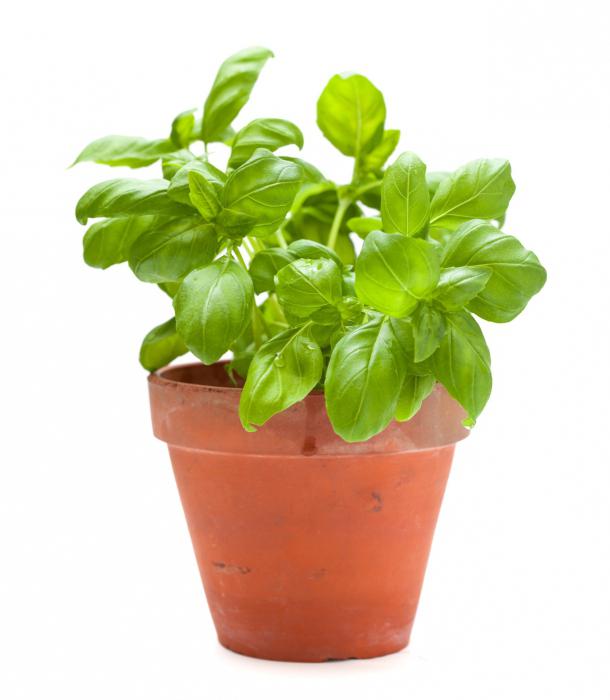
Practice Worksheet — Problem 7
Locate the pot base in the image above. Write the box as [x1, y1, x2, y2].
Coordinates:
[217, 634, 410, 663]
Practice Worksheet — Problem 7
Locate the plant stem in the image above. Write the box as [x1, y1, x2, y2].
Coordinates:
[326, 197, 351, 251]
[275, 229, 288, 249]
[232, 245, 248, 270]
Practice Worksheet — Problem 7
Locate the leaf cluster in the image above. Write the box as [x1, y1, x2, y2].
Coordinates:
[73, 48, 546, 442]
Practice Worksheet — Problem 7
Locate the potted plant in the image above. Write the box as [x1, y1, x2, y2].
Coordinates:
[73, 47, 546, 662]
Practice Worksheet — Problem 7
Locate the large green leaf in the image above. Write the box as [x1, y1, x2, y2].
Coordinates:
[431, 310, 492, 425]
[239, 326, 323, 431]
[72, 135, 176, 168]
[221, 149, 303, 237]
[325, 318, 406, 442]
[441, 220, 547, 322]
[275, 257, 343, 320]
[229, 118, 304, 168]
[355, 231, 440, 317]
[248, 247, 297, 293]
[287, 238, 342, 267]
[381, 151, 430, 236]
[75, 179, 192, 224]
[139, 317, 188, 371]
[174, 257, 253, 364]
[201, 46, 273, 143]
[316, 73, 386, 158]
[429, 158, 516, 229]
[129, 218, 217, 283]
[167, 158, 226, 205]
[82, 215, 161, 269]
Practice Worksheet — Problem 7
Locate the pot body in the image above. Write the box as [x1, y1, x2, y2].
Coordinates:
[148, 363, 467, 662]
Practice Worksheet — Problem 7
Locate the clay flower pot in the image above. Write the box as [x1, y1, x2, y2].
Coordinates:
[148, 362, 468, 662]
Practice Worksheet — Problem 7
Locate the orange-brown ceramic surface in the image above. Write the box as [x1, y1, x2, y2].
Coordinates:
[148, 363, 468, 662]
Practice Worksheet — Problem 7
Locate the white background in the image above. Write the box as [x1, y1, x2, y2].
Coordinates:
[1, 0, 609, 697]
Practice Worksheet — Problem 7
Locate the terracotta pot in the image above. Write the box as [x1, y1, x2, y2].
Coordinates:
[148, 362, 468, 662]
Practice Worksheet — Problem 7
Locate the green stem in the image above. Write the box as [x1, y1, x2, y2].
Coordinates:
[275, 229, 288, 249]
[232, 245, 248, 270]
[326, 197, 351, 251]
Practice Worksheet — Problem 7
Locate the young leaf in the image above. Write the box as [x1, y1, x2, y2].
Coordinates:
[72, 135, 176, 168]
[381, 152, 430, 236]
[202, 46, 274, 143]
[167, 158, 226, 205]
[229, 118, 304, 168]
[325, 318, 406, 442]
[82, 215, 161, 269]
[347, 216, 382, 238]
[75, 179, 192, 224]
[412, 304, 446, 362]
[355, 231, 440, 317]
[426, 171, 450, 198]
[188, 170, 221, 220]
[170, 110, 196, 148]
[442, 220, 547, 322]
[316, 73, 386, 158]
[396, 375, 436, 422]
[239, 326, 323, 431]
[221, 150, 303, 237]
[248, 247, 297, 293]
[429, 159, 516, 229]
[129, 218, 217, 283]
[162, 150, 195, 180]
[433, 266, 492, 310]
[282, 157, 326, 183]
[431, 310, 492, 425]
[139, 317, 188, 371]
[275, 258, 343, 319]
[174, 257, 253, 364]
[361, 129, 400, 173]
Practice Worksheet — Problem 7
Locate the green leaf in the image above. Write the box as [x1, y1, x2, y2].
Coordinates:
[276, 258, 343, 319]
[229, 118, 304, 168]
[221, 150, 303, 237]
[82, 215, 161, 269]
[239, 326, 323, 431]
[396, 374, 436, 422]
[202, 46, 274, 143]
[431, 310, 492, 425]
[361, 129, 400, 173]
[429, 159, 516, 229]
[381, 152, 430, 236]
[158, 281, 180, 298]
[287, 238, 342, 267]
[433, 266, 492, 310]
[72, 135, 176, 168]
[441, 220, 547, 322]
[248, 247, 297, 293]
[188, 170, 221, 220]
[75, 179, 192, 225]
[325, 318, 406, 442]
[139, 317, 188, 371]
[316, 73, 386, 158]
[167, 158, 226, 205]
[412, 304, 446, 362]
[129, 218, 217, 283]
[347, 216, 382, 238]
[174, 257, 253, 364]
[355, 231, 440, 317]
[170, 110, 196, 148]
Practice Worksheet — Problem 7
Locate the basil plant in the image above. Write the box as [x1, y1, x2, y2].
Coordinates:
[73, 47, 546, 442]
